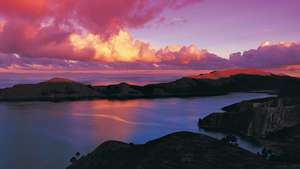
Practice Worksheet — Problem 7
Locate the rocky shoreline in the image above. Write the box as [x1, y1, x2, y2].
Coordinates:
[199, 96, 300, 163]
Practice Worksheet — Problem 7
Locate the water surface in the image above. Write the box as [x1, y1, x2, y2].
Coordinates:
[0, 93, 271, 169]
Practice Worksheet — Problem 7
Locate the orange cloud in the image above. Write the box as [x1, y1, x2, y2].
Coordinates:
[157, 44, 205, 64]
[68, 29, 223, 66]
[69, 30, 158, 63]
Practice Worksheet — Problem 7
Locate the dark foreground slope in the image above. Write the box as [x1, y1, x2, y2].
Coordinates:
[66, 132, 286, 169]
[199, 97, 300, 163]
[1, 69, 300, 101]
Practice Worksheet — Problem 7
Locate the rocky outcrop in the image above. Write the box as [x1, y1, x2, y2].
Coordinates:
[66, 132, 279, 169]
[200, 97, 300, 137]
[247, 99, 300, 137]
[199, 97, 300, 163]
[261, 124, 300, 163]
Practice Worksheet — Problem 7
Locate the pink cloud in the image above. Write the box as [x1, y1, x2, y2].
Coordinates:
[230, 41, 300, 68]
[0, 20, 94, 60]
[0, 0, 207, 70]
[0, 0, 49, 19]
[0, 0, 201, 33]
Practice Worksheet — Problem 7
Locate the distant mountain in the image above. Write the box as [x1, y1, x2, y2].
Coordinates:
[44, 77, 76, 84]
[0, 69, 299, 101]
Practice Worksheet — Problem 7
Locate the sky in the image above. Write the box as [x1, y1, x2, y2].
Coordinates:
[0, 0, 300, 72]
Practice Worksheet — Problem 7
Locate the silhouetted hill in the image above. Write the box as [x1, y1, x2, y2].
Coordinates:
[0, 78, 100, 101]
[141, 69, 300, 97]
[66, 132, 285, 169]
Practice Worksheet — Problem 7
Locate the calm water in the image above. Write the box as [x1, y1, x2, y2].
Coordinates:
[0, 93, 271, 169]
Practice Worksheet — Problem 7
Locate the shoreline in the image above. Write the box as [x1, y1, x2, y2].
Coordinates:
[0, 90, 274, 103]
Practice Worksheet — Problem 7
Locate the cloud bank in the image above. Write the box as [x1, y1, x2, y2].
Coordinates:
[0, 1, 300, 71]
[0, 0, 206, 67]
[229, 41, 300, 68]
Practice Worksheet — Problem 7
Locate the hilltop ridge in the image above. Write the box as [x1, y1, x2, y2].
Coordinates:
[189, 68, 275, 79]
[43, 77, 76, 84]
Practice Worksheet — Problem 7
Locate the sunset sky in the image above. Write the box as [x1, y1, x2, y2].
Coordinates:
[0, 0, 300, 71]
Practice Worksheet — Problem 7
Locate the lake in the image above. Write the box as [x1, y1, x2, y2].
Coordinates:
[0, 93, 271, 169]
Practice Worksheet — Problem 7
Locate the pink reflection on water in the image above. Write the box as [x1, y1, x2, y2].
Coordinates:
[66, 99, 155, 144]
